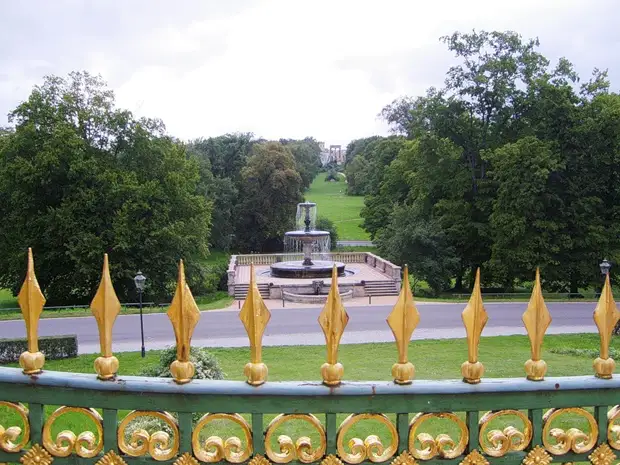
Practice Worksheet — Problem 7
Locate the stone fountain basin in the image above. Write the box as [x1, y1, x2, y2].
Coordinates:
[270, 260, 345, 278]
[284, 230, 330, 238]
[282, 289, 353, 303]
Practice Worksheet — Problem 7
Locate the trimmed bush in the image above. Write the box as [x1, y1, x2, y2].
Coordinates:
[0, 335, 78, 364]
[140, 345, 224, 380]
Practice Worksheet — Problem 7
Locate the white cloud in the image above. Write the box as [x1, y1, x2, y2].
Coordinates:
[1, 0, 619, 145]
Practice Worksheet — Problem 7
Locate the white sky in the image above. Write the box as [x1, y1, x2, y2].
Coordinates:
[1, 0, 619, 146]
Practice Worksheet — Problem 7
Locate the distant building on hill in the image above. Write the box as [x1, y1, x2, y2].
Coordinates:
[318, 142, 345, 165]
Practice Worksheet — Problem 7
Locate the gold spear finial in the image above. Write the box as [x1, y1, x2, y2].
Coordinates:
[387, 265, 420, 384]
[90, 254, 121, 380]
[167, 259, 200, 384]
[461, 268, 488, 384]
[18, 248, 46, 375]
[522, 268, 552, 381]
[318, 265, 349, 385]
[239, 263, 271, 385]
[593, 273, 620, 379]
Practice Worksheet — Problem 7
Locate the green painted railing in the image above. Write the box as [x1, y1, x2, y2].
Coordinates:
[1, 251, 620, 465]
[0, 370, 619, 465]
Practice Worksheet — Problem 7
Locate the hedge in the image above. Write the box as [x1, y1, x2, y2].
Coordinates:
[0, 335, 78, 364]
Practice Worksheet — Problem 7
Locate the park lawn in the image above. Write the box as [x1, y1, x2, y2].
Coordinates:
[0, 292, 233, 321]
[0, 288, 16, 309]
[306, 174, 369, 241]
[0, 250, 234, 320]
[1, 333, 614, 451]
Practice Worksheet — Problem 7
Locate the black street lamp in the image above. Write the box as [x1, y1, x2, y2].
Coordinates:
[600, 258, 611, 277]
[134, 271, 147, 358]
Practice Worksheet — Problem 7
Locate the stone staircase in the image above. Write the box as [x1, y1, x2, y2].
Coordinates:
[363, 280, 400, 296]
[234, 283, 270, 300]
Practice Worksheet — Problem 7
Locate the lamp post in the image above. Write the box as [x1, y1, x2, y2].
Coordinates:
[134, 271, 147, 358]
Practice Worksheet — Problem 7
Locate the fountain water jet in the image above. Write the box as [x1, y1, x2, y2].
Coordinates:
[270, 202, 345, 278]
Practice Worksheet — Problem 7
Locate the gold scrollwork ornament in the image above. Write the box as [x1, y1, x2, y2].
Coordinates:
[192, 413, 253, 463]
[117, 411, 179, 461]
[43, 407, 103, 458]
[264, 414, 326, 463]
[0, 401, 29, 452]
[608, 404, 620, 450]
[408, 412, 468, 460]
[337, 414, 398, 464]
[522, 445, 553, 465]
[478, 409, 532, 457]
[542, 408, 598, 455]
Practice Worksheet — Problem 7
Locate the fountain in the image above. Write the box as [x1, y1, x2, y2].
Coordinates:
[270, 202, 346, 278]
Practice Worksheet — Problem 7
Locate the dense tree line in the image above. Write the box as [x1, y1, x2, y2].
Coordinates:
[0, 72, 322, 303]
[348, 30, 620, 295]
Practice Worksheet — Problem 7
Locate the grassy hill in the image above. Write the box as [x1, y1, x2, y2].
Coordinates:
[305, 174, 370, 241]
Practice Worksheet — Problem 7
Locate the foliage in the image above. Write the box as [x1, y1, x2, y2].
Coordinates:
[281, 138, 322, 189]
[199, 252, 230, 294]
[365, 30, 620, 293]
[376, 205, 458, 294]
[324, 170, 340, 182]
[315, 216, 338, 250]
[188, 134, 253, 251]
[235, 142, 304, 252]
[0, 335, 77, 363]
[140, 345, 224, 380]
[0, 72, 211, 304]
[345, 136, 405, 195]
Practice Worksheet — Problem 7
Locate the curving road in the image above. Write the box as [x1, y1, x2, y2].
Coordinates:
[0, 302, 598, 354]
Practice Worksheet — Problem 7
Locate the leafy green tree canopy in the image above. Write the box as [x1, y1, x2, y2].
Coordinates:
[0, 72, 212, 304]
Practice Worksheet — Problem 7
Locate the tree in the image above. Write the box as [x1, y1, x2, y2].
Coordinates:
[487, 137, 566, 286]
[376, 205, 458, 294]
[0, 72, 211, 303]
[315, 217, 338, 250]
[283, 138, 321, 189]
[235, 142, 304, 252]
[188, 133, 255, 250]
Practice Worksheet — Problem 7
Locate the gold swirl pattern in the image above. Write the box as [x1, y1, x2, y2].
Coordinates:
[608, 405, 620, 450]
[542, 408, 597, 455]
[408, 412, 468, 460]
[264, 414, 326, 463]
[192, 413, 252, 463]
[0, 402, 29, 452]
[117, 411, 179, 461]
[478, 410, 532, 457]
[336, 414, 398, 464]
[42, 407, 103, 458]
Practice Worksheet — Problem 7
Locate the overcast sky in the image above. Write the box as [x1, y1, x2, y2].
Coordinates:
[1, 0, 619, 146]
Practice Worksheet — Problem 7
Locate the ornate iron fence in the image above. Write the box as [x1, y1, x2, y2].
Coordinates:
[0, 250, 619, 465]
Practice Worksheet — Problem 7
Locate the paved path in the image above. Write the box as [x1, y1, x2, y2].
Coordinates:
[0, 302, 599, 354]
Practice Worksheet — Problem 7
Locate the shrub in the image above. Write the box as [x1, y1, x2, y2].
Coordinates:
[325, 170, 340, 182]
[315, 217, 338, 250]
[140, 345, 224, 380]
[0, 335, 77, 364]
